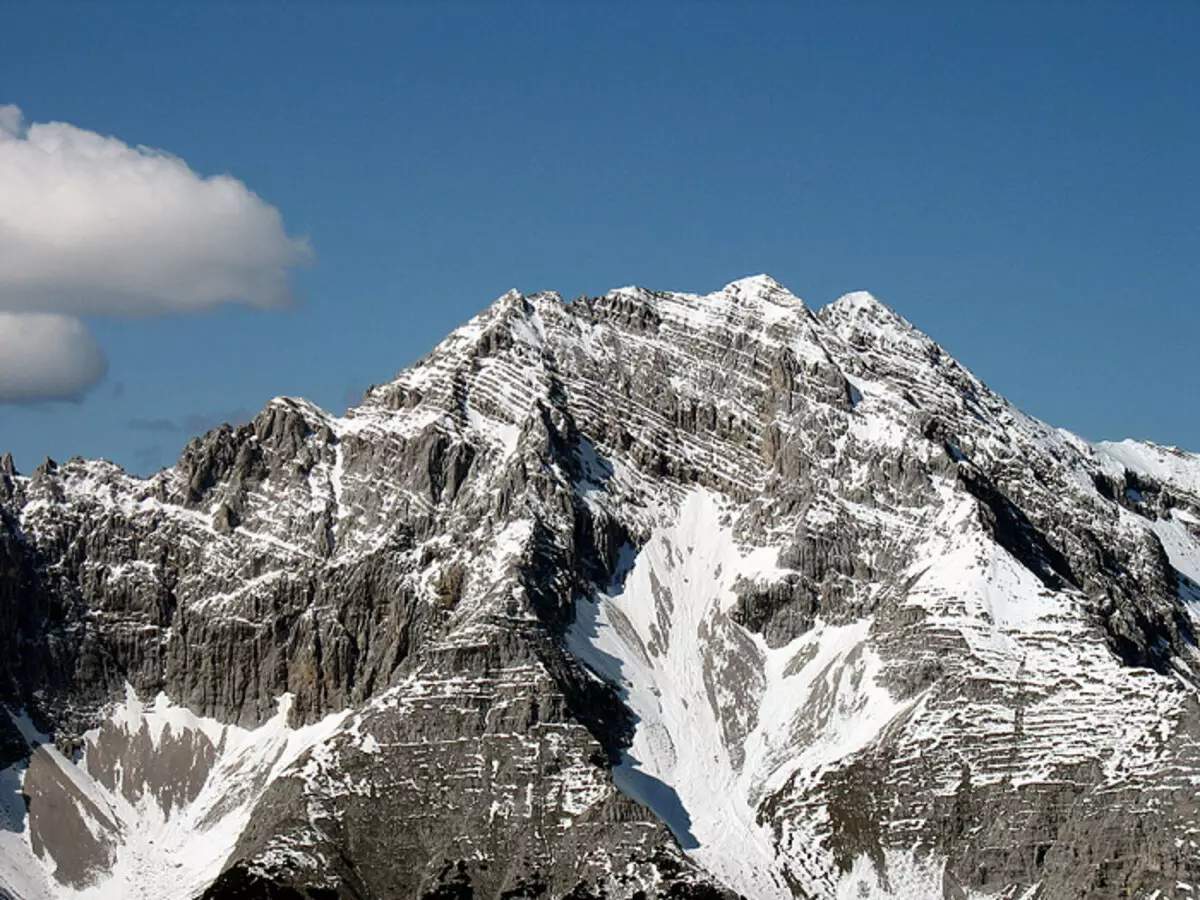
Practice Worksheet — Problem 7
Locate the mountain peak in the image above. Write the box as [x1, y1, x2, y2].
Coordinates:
[820, 289, 929, 356]
[721, 274, 805, 309]
[490, 287, 526, 311]
[823, 289, 905, 324]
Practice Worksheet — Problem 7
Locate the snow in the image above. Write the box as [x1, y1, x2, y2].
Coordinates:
[832, 849, 1014, 900]
[566, 441, 1200, 897]
[722, 274, 807, 319]
[0, 768, 57, 900]
[569, 489, 913, 900]
[0, 691, 349, 900]
[1096, 439, 1200, 501]
[745, 618, 910, 800]
[827, 290, 891, 318]
[465, 403, 520, 456]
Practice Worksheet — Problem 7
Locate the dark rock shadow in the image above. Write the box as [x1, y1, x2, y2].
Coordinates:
[563, 439, 700, 851]
[614, 758, 699, 849]
[1178, 571, 1200, 610]
[0, 763, 28, 835]
[574, 436, 615, 489]
[1175, 571, 1200, 648]
[569, 601, 699, 849]
[0, 709, 33, 835]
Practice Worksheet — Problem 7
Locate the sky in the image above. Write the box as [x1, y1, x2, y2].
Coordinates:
[0, 1, 1197, 475]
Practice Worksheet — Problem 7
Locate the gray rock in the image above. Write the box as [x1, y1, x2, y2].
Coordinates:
[3, 278, 1200, 899]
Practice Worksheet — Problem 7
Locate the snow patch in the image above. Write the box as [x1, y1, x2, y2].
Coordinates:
[569, 489, 910, 900]
[0, 691, 349, 900]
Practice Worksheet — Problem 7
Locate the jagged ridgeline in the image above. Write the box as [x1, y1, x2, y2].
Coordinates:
[3, 276, 1200, 900]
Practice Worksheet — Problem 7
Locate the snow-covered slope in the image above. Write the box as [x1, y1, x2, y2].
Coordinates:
[0, 691, 346, 900]
[3, 276, 1200, 899]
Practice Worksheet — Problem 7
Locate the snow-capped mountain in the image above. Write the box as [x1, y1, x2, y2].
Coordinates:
[2, 276, 1200, 900]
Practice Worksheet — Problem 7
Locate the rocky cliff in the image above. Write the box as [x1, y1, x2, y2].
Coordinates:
[2, 276, 1199, 900]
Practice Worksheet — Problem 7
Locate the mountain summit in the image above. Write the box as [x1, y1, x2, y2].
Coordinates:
[3, 278, 1200, 899]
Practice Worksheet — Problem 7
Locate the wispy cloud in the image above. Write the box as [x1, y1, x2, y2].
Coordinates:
[126, 408, 256, 436]
[127, 417, 182, 433]
[182, 409, 255, 434]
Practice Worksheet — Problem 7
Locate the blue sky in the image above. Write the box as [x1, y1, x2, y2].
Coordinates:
[0, 2, 1197, 474]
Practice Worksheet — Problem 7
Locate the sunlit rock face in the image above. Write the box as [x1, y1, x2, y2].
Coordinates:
[3, 276, 1200, 899]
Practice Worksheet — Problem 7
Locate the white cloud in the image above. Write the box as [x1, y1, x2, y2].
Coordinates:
[0, 104, 312, 403]
[0, 104, 311, 316]
[0, 313, 107, 404]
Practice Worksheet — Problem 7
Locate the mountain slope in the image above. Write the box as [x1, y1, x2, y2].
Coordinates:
[2, 276, 1200, 899]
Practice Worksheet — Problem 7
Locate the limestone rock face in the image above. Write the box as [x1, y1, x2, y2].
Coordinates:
[2, 276, 1200, 900]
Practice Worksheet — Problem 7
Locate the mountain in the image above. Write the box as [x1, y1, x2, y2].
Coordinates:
[2, 276, 1200, 900]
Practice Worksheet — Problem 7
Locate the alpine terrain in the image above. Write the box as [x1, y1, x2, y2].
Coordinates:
[3, 276, 1200, 900]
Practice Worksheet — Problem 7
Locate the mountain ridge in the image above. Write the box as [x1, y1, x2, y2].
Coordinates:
[2, 276, 1200, 899]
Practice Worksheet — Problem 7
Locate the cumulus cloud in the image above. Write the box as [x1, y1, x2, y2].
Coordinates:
[0, 313, 107, 403]
[0, 104, 312, 403]
[0, 105, 311, 316]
